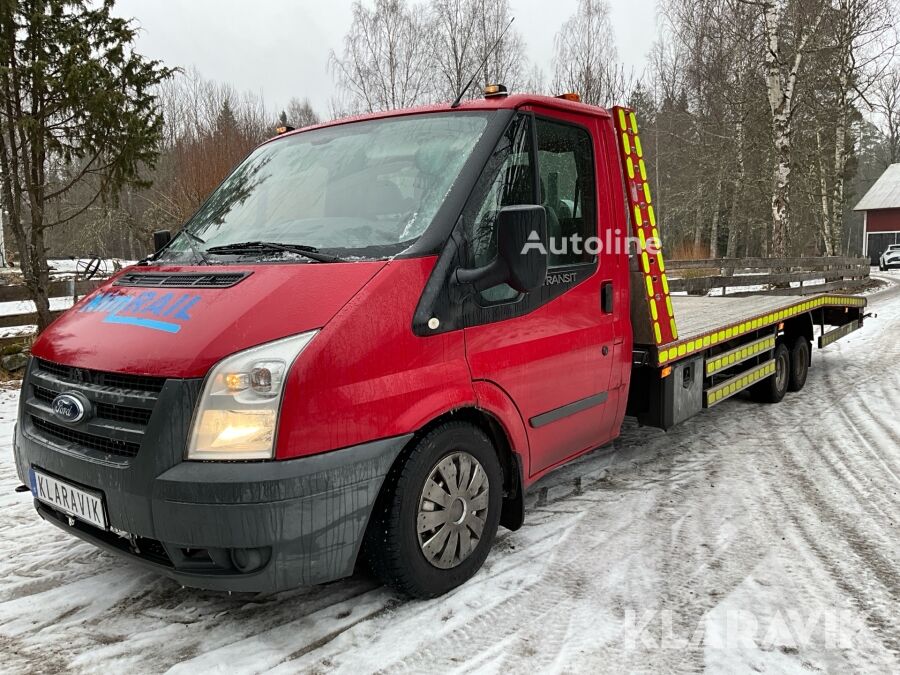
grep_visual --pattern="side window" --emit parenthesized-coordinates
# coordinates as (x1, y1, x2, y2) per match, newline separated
(536, 118, 597, 268)
(465, 115, 536, 302)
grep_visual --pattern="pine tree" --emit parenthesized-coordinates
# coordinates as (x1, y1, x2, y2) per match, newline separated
(0, 0, 172, 330)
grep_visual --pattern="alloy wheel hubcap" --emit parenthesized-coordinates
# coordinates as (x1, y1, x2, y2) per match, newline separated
(417, 451, 490, 569)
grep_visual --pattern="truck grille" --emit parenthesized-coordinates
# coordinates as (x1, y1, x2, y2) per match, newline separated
(25, 359, 165, 461)
(31, 417, 141, 457)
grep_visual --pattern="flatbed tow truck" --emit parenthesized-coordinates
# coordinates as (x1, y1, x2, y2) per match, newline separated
(13, 90, 867, 598)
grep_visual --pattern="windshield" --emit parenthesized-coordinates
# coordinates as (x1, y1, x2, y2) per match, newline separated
(161, 112, 490, 262)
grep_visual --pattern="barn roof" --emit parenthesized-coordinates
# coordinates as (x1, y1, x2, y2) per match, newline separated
(855, 163, 900, 211)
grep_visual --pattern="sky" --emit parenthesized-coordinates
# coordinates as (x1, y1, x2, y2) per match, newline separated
(113, 0, 658, 116)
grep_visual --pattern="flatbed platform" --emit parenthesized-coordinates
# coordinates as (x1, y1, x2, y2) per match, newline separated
(651, 293, 866, 365)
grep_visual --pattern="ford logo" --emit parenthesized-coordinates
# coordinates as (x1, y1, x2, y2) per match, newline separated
(51, 393, 88, 424)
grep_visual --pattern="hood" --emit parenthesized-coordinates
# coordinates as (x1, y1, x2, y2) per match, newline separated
(32, 261, 386, 378)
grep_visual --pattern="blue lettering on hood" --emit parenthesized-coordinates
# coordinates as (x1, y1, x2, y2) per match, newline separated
(79, 291, 201, 333)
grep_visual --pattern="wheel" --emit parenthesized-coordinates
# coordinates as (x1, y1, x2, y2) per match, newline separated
(751, 342, 790, 403)
(788, 336, 810, 392)
(363, 422, 503, 598)
(880, 262, 886, 271)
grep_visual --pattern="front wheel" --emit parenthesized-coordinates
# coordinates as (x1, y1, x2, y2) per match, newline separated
(363, 422, 503, 598)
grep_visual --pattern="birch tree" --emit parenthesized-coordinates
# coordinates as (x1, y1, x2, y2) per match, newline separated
(818, 0, 894, 254)
(552, 0, 627, 105)
(755, 0, 827, 257)
(330, 0, 434, 113)
(432, 0, 479, 100)
(470, 0, 526, 93)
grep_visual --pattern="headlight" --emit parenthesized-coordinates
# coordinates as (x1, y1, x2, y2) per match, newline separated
(186, 331, 318, 460)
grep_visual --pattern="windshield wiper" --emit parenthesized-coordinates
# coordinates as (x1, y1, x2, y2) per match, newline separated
(181, 229, 211, 266)
(205, 241, 345, 263)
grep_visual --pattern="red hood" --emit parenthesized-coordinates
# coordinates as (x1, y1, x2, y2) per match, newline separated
(32, 262, 386, 378)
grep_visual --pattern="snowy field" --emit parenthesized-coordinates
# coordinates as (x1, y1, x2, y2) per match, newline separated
(1, 277, 900, 673)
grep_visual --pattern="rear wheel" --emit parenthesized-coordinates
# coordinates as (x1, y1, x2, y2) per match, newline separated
(788, 337, 810, 392)
(751, 342, 790, 403)
(363, 422, 503, 598)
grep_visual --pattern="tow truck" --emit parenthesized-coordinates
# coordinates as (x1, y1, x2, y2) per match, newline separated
(13, 88, 866, 598)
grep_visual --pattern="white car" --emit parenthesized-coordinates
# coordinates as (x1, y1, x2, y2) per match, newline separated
(879, 244, 900, 271)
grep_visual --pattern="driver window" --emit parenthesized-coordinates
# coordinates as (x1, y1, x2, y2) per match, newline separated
(536, 118, 597, 268)
(466, 115, 535, 303)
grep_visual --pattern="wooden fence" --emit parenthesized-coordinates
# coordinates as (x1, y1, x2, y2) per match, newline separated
(0, 257, 873, 349)
(0, 279, 106, 349)
(666, 256, 870, 297)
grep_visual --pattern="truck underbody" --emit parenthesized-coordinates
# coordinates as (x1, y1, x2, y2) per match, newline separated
(627, 291, 866, 429)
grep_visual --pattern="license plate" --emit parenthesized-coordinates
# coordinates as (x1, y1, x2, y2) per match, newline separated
(29, 468, 107, 530)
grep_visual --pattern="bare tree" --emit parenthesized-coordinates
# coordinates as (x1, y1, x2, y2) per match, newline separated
(753, 0, 827, 257)
(552, 0, 629, 105)
(283, 98, 321, 128)
(872, 65, 900, 164)
(432, 0, 480, 100)
(471, 0, 526, 92)
(523, 63, 548, 94)
(815, 0, 896, 254)
(330, 0, 435, 113)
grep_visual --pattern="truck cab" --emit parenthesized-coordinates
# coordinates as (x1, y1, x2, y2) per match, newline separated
(12, 91, 865, 598)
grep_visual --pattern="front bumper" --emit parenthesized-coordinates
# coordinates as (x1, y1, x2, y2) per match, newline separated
(13, 360, 409, 593)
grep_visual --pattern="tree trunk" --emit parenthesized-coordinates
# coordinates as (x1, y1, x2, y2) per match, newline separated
(692, 185, 705, 252)
(710, 174, 723, 258)
(761, 0, 823, 259)
(815, 129, 835, 255)
(12, 222, 53, 332)
(726, 119, 745, 259)
(829, 70, 850, 257)
(770, 113, 791, 258)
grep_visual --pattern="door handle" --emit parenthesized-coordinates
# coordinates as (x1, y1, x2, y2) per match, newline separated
(601, 281, 614, 313)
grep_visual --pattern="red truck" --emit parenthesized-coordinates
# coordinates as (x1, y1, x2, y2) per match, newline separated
(13, 90, 866, 598)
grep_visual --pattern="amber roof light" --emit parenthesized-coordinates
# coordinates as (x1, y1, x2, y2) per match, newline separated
(484, 84, 508, 98)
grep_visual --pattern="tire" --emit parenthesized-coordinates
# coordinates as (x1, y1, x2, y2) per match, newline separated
(751, 342, 790, 403)
(363, 422, 503, 598)
(788, 336, 810, 392)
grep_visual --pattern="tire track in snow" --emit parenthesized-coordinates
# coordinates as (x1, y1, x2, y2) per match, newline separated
(2, 286, 900, 672)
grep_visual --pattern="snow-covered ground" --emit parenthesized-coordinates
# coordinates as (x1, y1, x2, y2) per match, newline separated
(1, 283, 900, 673)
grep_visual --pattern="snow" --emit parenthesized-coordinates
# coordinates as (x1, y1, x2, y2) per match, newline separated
(2, 286, 900, 672)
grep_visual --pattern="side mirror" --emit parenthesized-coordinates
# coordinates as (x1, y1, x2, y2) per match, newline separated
(456, 205, 548, 293)
(153, 229, 172, 253)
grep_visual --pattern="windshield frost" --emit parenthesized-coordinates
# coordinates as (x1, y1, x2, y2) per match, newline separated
(165, 113, 489, 261)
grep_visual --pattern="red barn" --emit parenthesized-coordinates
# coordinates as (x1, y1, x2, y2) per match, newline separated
(855, 163, 900, 264)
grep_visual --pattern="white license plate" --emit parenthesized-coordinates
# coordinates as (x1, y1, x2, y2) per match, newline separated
(30, 468, 108, 530)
